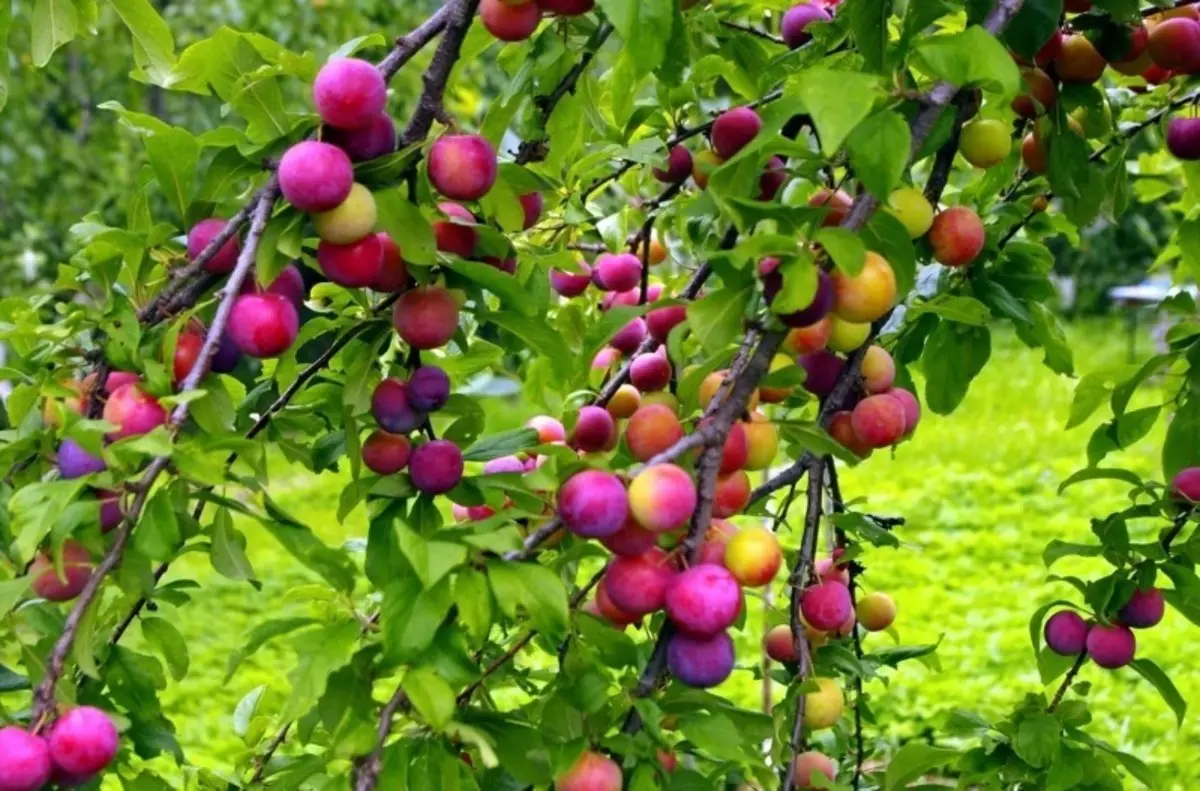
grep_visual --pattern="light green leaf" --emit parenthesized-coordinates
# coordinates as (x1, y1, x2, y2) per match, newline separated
(793, 67, 881, 156)
(31, 0, 78, 67)
(225, 617, 317, 682)
(403, 667, 456, 730)
(135, 489, 181, 562)
(1014, 712, 1061, 768)
(1130, 658, 1187, 726)
(884, 743, 961, 791)
(281, 620, 359, 721)
(596, 0, 674, 75)
(110, 0, 177, 85)
(687, 286, 753, 356)
(915, 26, 1022, 98)
(814, 228, 867, 277)
(141, 616, 190, 681)
(846, 110, 911, 198)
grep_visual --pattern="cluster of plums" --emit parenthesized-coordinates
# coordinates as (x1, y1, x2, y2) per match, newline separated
(0, 707, 119, 791)
(1042, 466, 1200, 669)
(364, 366, 467, 496)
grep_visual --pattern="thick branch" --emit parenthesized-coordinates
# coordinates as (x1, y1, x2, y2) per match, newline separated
(401, 0, 481, 146)
(377, 3, 455, 80)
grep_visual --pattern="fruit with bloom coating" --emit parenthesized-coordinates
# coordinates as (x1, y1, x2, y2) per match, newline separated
(764, 624, 800, 662)
(318, 234, 384, 288)
(792, 751, 837, 790)
(830, 411, 872, 458)
(313, 58, 386, 130)
(647, 303, 687, 342)
(30, 540, 93, 602)
(719, 422, 749, 473)
(313, 183, 377, 244)
(886, 187, 934, 239)
(528, 415, 567, 444)
(0, 726, 52, 791)
(371, 378, 425, 434)
(832, 252, 896, 322)
(930, 206, 986, 268)
(1119, 588, 1165, 628)
(744, 415, 780, 470)
(429, 134, 498, 201)
(1167, 117, 1200, 160)
(629, 464, 697, 532)
(595, 253, 642, 292)
(860, 345, 895, 394)
(47, 706, 119, 779)
(600, 517, 659, 557)
(1173, 466, 1200, 502)
(558, 469, 629, 538)
(799, 351, 844, 398)
(408, 440, 464, 494)
(668, 631, 736, 688)
(278, 141, 354, 212)
(692, 150, 724, 189)
(1044, 610, 1090, 655)
(666, 564, 743, 635)
(800, 580, 852, 631)
(781, 3, 831, 49)
(960, 119, 1012, 168)
(626, 404, 685, 462)
(605, 548, 673, 615)
(572, 405, 616, 452)
(804, 677, 844, 729)
(851, 394, 907, 448)
(724, 526, 782, 587)
(1149, 17, 1200, 71)
(856, 591, 897, 631)
(393, 287, 459, 350)
(713, 470, 752, 518)
(551, 263, 592, 297)
(187, 218, 241, 273)
(1086, 623, 1136, 668)
(887, 388, 921, 435)
(229, 293, 300, 359)
(57, 439, 106, 479)
(481, 0, 541, 41)
(407, 366, 451, 412)
(362, 431, 411, 475)
(554, 750, 622, 791)
(610, 318, 648, 355)
(434, 202, 477, 258)
(630, 353, 671, 392)
(759, 156, 788, 201)
(103, 384, 168, 439)
(326, 114, 396, 161)
(712, 107, 763, 159)
(654, 144, 694, 183)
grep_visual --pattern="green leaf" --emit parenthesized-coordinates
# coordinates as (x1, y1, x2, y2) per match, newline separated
(447, 259, 537, 317)
(209, 509, 257, 583)
(793, 67, 881, 157)
(687, 286, 753, 356)
(489, 313, 574, 382)
(110, 0, 177, 85)
(1001, 0, 1064, 60)
(1163, 396, 1200, 482)
(0, 0, 11, 111)
(141, 617, 190, 682)
(1057, 467, 1143, 495)
(680, 712, 747, 763)
(0, 578, 28, 617)
(1112, 353, 1173, 417)
(1042, 539, 1104, 568)
(395, 521, 466, 590)
(914, 26, 1021, 97)
(463, 428, 539, 462)
(487, 560, 569, 639)
(846, 111, 911, 198)
(596, 0, 675, 75)
(381, 576, 453, 662)
(1129, 658, 1187, 726)
(923, 323, 991, 415)
(259, 496, 357, 593)
(1066, 373, 1112, 430)
(31, 0, 78, 67)
(883, 743, 961, 791)
(281, 620, 359, 721)
(454, 568, 493, 646)
(910, 296, 992, 326)
(862, 211, 916, 297)
(135, 490, 181, 562)
(814, 228, 867, 277)
(378, 192, 435, 266)
(1014, 712, 1061, 768)
(844, 0, 894, 72)
(225, 617, 317, 683)
(403, 667, 457, 730)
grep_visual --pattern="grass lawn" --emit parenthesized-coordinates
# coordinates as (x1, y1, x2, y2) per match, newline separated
(136, 318, 1194, 786)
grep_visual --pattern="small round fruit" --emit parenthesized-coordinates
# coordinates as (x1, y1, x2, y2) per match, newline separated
(800, 580, 852, 632)
(558, 469, 629, 538)
(626, 404, 685, 462)
(929, 206, 986, 268)
(30, 540, 93, 602)
(1085, 623, 1136, 669)
(860, 345, 895, 394)
(668, 631, 736, 688)
(792, 751, 837, 790)
(407, 366, 451, 412)
(711, 107, 763, 160)
(362, 431, 411, 475)
(103, 384, 168, 440)
(1012, 67, 1058, 118)
(371, 377, 426, 434)
(527, 415, 567, 444)
(886, 187, 934, 239)
(325, 113, 397, 161)
(0, 726, 52, 791)
(429, 134, 498, 201)
(313, 183, 377, 245)
(856, 591, 897, 632)
(313, 58, 386, 131)
(554, 750, 621, 791)
(610, 318, 648, 355)
(827, 316, 870, 353)
(278, 141, 354, 213)
(1055, 34, 1107, 83)
(228, 294, 300, 358)
(1044, 610, 1090, 656)
(600, 517, 659, 558)
(630, 353, 671, 392)
(809, 188, 853, 227)
(712, 470, 752, 518)
(692, 149, 724, 189)
(551, 263, 593, 298)
(594, 253, 642, 292)
(723, 526, 782, 587)
(1119, 588, 1165, 629)
(187, 218, 241, 274)
(57, 439, 106, 480)
(434, 202, 477, 258)
(799, 350, 844, 398)
(317, 234, 384, 288)
(408, 440, 464, 494)
(47, 706, 119, 778)
(803, 677, 844, 730)
(604, 548, 673, 616)
(1148, 17, 1200, 71)
(628, 464, 697, 533)
(781, 3, 831, 49)
(572, 405, 616, 453)
(393, 287, 459, 350)
(1167, 117, 1200, 161)
(764, 624, 800, 662)
(831, 252, 896, 323)
(959, 119, 1013, 168)
(1172, 466, 1200, 502)
(851, 394, 907, 448)
(665, 564, 742, 636)
(654, 145, 694, 183)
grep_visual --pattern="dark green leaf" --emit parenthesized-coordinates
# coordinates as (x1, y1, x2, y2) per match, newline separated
(1129, 658, 1187, 726)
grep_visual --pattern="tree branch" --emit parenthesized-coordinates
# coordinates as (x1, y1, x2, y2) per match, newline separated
(1047, 652, 1088, 713)
(720, 20, 785, 46)
(377, 2, 455, 80)
(401, 0, 481, 147)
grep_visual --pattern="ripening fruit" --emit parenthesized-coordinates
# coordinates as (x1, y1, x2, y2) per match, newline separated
(668, 631, 736, 688)
(743, 416, 780, 470)
(408, 440, 464, 494)
(558, 469, 629, 538)
(712, 107, 763, 159)
(630, 353, 671, 392)
(761, 258, 835, 327)
(851, 394, 907, 448)
(606, 384, 641, 420)
(47, 706, 119, 780)
(699, 370, 760, 412)
(600, 517, 659, 557)
(527, 415, 566, 444)
(1012, 67, 1058, 119)
(605, 548, 673, 615)
(187, 218, 241, 273)
(407, 366, 450, 412)
(886, 187, 934, 239)
(1149, 17, 1200, 71)
(1055, 34, 1106, 84)
(856, 591, 897, 631)
(799, 350, 845, 398)
(647, 303, 688, 343)
(792, 751, 837, 790)
(929, 206, 986, 268)
(719, 422, 749, 473)
(228, 294, 300, 358)
(480, 0, 542, 42)
(691, 149, 724, 189)
(832, 252, 896, 322)
(103, 384, 168, 439)
(1119, 587, 1165, 628)
(959, 119, 1012, 168)
(1102, 24, 1151, 74)
(170, 329, 205, 390)
(551, 263, 592, 297)
(371, 378, 425, 434)
(697, 519, 737, 566)
(654, 144, 694, 183)
(809, 187, 854, 227)
(626, 404, 685, 462)
(629, 464, 697, 533)
(860, 346, 895, 394)
(554, 750, 622, 791)
(1044, 610, 1090, 656)
(57, 439, 106, 479)
(313, 58, 386, 130)
(318, 234, 384, 288)
(1086, 623, 1136, 669)
(1166, 117, 1200, 160)
(434, 202, 477, 258)
(278, 141, 354, 213)
(764, 624, 800, 662)
(723, 526, 782, 587)
(30, 540, 93, 602)
(816, 552, 850, 585)
(393, 287, 459, 350)
(362, 430, 411, 475)
(759, 155, 788, 201)
(803, 678, 844, 730)
(830, 410, 872, 458)
(786, 318, 832, 355)
(326, 113, 397, 161)
(429, 134, 498, 201)
(713, 470, 752, 517)
(666, 564, 743, 636)
(313, 183, 377, 244)
(887, 387, 921, 436)
(827, 316, 870, 353)
(0, 726, 52, 791)
(781, 3, 831, 49)
(593, 580, 641, 628)
(637, 237, 668, 267)
(1172, 466, 1200, 502)
(800, 580, 852, 631)
(594, 253, 642, 292)
(372, 233, 409, 292)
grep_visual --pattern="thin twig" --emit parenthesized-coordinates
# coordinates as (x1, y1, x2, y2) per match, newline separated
(1047, 652, 1088, 713)
(720, 20, 785, 46)
(247, 723, 292, 786)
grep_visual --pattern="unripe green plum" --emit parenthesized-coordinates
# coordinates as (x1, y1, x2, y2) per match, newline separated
(886, 187, 934, 239)
(959, 119, 1012, 168)
(827, 316, 870, 353)
(313, 183, 377, 244)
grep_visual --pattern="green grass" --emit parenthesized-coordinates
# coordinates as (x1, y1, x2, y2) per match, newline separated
(135, 319, 1195, 785)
